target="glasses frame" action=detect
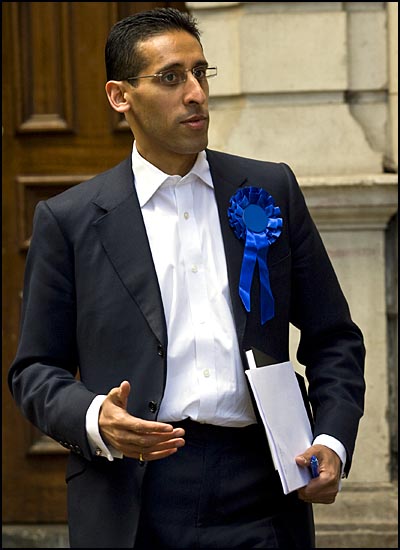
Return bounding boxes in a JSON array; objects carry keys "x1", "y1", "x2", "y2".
[{"x1": 125, "y1": 65, "x2": 217, "y2": 87}]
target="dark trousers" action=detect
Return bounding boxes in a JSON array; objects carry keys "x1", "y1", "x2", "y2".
[{"x1": 134, "y1": 419, "x2": 315, "y2": 549}]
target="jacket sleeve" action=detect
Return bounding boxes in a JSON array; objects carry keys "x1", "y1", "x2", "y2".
[
  {"x1": 8, "y1": 200, "x2": 96, "y2": 460},
  {"x1": 282, "y1": 163, "x2": 366, "y2": 475}
]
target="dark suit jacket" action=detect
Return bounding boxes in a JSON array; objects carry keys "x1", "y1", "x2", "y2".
[{"x1": 9, "y1": 149, "x2": 366, "y2": 548}]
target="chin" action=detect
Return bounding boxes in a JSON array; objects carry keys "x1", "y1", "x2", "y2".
[{"x1": 183, "y1": 138, "x2": 209, "y2": 155}]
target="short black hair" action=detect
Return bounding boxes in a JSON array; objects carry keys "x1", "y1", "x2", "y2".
[{"x1": 105, "y1": 7, "x2": 202, "y2": 82}]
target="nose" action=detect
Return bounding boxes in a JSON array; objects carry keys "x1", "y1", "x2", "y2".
[{"x1": 182, "y1": 72, "x2": 207, "y2": 105}]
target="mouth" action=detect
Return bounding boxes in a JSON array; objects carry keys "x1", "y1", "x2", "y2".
[{"x1": 180, "y1": 114, "x2": 208, "y2": 130}]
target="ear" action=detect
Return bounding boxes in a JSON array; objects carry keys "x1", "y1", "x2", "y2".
[{"x1": 105, "y1": 81, "x2": 131, "y2": 113}]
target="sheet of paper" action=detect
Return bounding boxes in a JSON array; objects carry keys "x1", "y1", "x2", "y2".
[{"x1": 245, "y1": 356, "x2": 313, "y2": 494}]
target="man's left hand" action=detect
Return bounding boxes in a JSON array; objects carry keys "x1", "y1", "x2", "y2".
[{"x1": 296, "y1": 444, "x2": 342, "y2": 504}]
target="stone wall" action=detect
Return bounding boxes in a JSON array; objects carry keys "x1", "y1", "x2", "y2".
[
  {"x1": 188, "y1": 1, "x2": 393, "y2": 176},
  {"x1": 187, "y1": 2, "x2": 398, "y2": 547}
]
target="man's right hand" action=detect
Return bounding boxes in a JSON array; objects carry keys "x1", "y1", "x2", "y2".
[{"x1": 99, "y1": 380, "x2": 185, "y2": 461}]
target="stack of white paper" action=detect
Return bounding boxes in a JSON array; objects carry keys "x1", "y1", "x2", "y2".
[{"x1": 245, "y1": 352, "x2": 313, "y2": 495}]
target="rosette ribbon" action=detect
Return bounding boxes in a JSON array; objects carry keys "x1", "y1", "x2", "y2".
[{"x1": 228, "y1": 187, "x2": 282, "y2": 324}]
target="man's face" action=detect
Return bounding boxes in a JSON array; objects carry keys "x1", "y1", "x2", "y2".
[{"x1": 124, "y1": 30, "x2": 210, "y2": 175}]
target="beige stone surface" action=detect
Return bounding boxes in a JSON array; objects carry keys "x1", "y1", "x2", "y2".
[
  {"x1": 195, "y1": 2, "x2": 391, "y2": 178},
  {"x1": 240, "y1": 12, "x2": 347, "y2": 93},
  {"x1": 208, "y1": 102, "x2": 382, "y2": 176},
  {"x1": 348, "y1": 11, "x2": 387, "y2": 91},
  {"x1": 320, "y1": 230, "x2": 389, "y2": 483},
  {"x1": 314, "y1": 482, "x2": 398, "y2": 548},
  {"x1": 387, "y1": 2, "x2": 398, "y2": 170},
  {"x1": 350, "y1": 101, "x2": 388, "y2": 154},
  {"x1": 196, "y1": 10, "x2": 241, "y2": 96}
]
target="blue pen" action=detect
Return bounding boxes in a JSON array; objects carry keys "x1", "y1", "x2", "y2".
[{"x1": 310, "y1": 455, "x2": 319, "y2": 478}]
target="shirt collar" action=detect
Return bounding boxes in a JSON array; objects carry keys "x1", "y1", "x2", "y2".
[{"x1": 131, "y1": 142, "x2": 213, "y2": 208}]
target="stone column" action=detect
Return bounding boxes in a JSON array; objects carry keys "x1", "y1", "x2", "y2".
[
  {"x1": 295, "y1": 175, "x2": 398, "y2": 548},
  {"x1": 386, "y1": 2, "x2": 398, "y2": 171}
]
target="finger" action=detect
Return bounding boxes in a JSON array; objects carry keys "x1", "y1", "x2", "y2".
[
  {"x1": 117, "y1": 432, "x2": 185, "y2": 455},
  {"x1": 108, "y1": 380, "x2": 131, "y2": 409},
  {"x1": 295, "y1": 445, "x2": 321, "y2": 468},
  {"x1": 295, "y1": 454, "x2": 310, "y2": 468},
  {"x1": 127, "y1": 418, "x2": 179, "y2": 435},
  {"x1": 122, "y1": 436, "x2": 185, "y2": 459},
  {"x1": 297, "y1": 469, "x2": 339, "y2": 504},
  {"x1": 118, "y1": 380, "x2": 131, "y2": 409},
  {"x1": 112, "y1": 426, "x2": 185, "y2": 449},
  {"x1": 298, "y1": 489, "x2": 338, "y2": 504},
  {"x1": 140, "y1": 447, "x2": 181, "y2": 462},
  {"x1": 134, "y1": 427, "x2": 185, "y2": 447},
  {"x1": 297, "y1": 477, "x2": 320, "y2": 498}
]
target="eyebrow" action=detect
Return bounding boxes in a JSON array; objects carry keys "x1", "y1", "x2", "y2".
[{"x1": 154, "y1": 59, "x2": 209, "y2": 74}]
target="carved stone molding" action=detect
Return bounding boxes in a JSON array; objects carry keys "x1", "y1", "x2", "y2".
[{"x1": 299, "y1": 174, "x2": 398, "y2": 230}]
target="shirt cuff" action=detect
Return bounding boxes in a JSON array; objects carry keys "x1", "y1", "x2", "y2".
[
  {"x1": 85, "y1": 394, "x2": 123, "y2": 461},
  {"x1": 313, "y1": 433, "x2": 346, "y2": 489}
]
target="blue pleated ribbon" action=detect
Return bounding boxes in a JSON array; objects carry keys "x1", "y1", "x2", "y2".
[{"x1": 228, "y1": 187, "x2": 282, "y2": 324}]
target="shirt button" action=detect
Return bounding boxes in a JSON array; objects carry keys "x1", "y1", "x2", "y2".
[
  {"x1": 191, "y1": 265, "x2": 198, "y2": 273},
  {"x1": 184, "y1": 212, "x2": 190, "y2": 220},
  {"x1": 203, "y1": 369, "x2": 210, "y2": 378}
]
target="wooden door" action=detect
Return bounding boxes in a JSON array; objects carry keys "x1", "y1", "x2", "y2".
[{"x1": 2, "y1": 0, "x2": 187, "y2": 523}]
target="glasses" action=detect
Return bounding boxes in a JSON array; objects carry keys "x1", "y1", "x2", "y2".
[{"x1": 126, "y1": 65, "x2": 217, "y2": 87}]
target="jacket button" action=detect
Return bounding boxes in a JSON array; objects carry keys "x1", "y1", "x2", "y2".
[
  {"x1": 148, "y1": 401, "x2": 158, "y2": 413},
  {"x1": 157, "y1": 344, "x2": 164, "y2": 357}
]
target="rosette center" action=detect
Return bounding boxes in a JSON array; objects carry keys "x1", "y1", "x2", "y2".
[{"x1": 242, "y1": 204, "x2": 268, "y2": 233}]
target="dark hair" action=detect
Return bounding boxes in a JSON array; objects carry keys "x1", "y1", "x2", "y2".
[{"x1": 105, "y1": 7, "x2": 202, "y2": 82}]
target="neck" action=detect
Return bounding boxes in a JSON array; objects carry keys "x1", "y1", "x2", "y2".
[{"x1": 135, "y1": 145, "x2": 198, "y2": 177}]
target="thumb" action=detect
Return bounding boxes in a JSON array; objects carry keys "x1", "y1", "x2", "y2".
[
  {"x1": 109, "y1": 380, "x2": 131, "y2": 410},
  {"x1": 295, "y1": 452, "x2": 312, "y2": 468},
  {"x1": 118, "y1": 380, "x2": 131, "y2": 409}
]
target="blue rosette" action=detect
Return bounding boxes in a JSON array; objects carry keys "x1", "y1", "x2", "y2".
[{"x1": 228, "y1": 186, "x2": 282, "y2": 324}]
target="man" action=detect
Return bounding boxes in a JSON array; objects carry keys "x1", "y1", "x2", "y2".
[{"x1": 9, "y1": 7, "x2": 366, "y2": 549}]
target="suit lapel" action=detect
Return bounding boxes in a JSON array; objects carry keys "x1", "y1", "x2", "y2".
[
  {"x1": 90, "y1": 151, "x2": 250, "y2": 348},
  {"x1": 206, "y1": 150, "x2": 249, "y2": 346},
  {"x1": 91, "y1": 158, "x2": 167, "y2": 346}
]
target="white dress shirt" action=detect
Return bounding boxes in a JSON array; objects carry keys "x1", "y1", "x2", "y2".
[
  {"x1": 86, "y1": 143, "x2": 346, "y2": 476},
  {"x1": 133, "y1": 145, "x2": 257, "y2": 427}
]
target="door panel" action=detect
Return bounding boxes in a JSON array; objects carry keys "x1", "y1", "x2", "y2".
[{"x1": 2, "y1": 0, "x2": 187, "y2": 523}]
